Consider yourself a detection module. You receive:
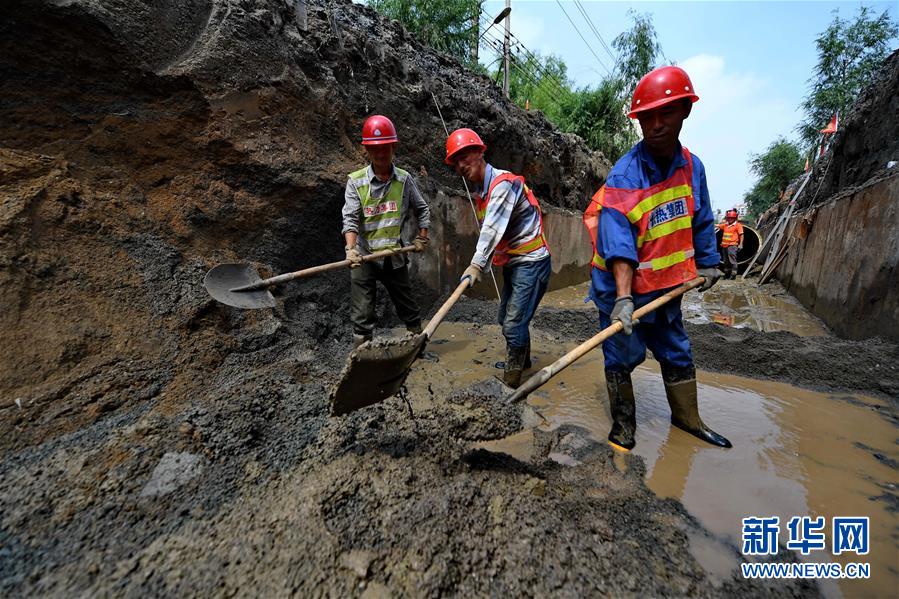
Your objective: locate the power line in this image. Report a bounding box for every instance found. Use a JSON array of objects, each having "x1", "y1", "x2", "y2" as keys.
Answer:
[
  {"x1": 572, "y1": 0, "x2": 617, "y2": 68},
  {"x1": 480, "y1": 25, "x2": 571, "y2": 100},
  {"x1": 554, "y1": 0, "x2": 612, "y2": 76},
  {"x1": 481, "y1": 32, "x2": 570, "y2": 102},
  {"x1": 481, "y1": 36, "x2": 566, "y2": 112}
]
